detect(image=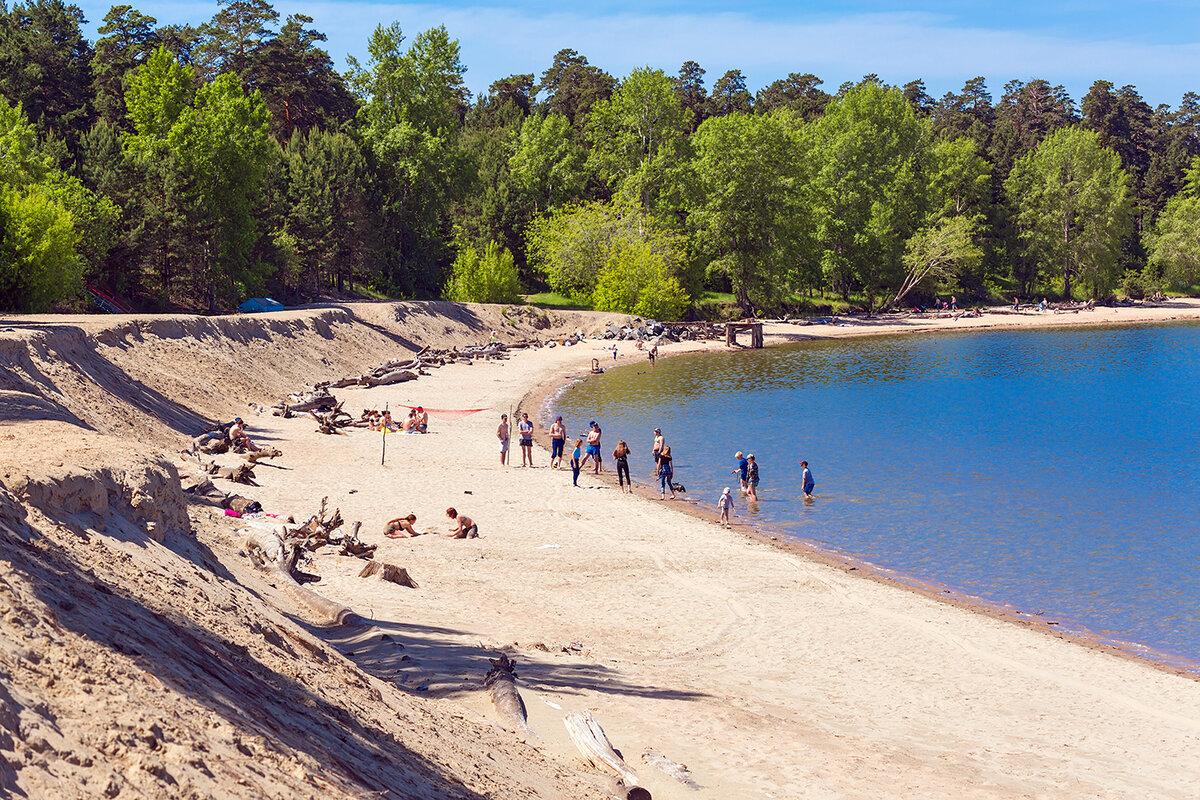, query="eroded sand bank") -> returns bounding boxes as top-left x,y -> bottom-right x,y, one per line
4,300 -> 1200,798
